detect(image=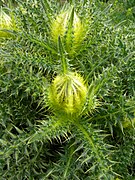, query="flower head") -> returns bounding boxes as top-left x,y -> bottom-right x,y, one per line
48,72 -> 87,115
0,9 -> 15,37
50,7 -> 86,55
